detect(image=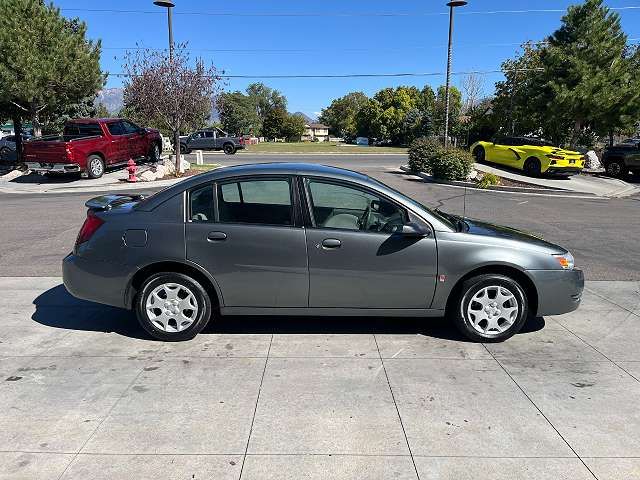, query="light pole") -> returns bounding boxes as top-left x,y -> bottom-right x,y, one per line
444,0 -> 467,147
153,0 -> 175,60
